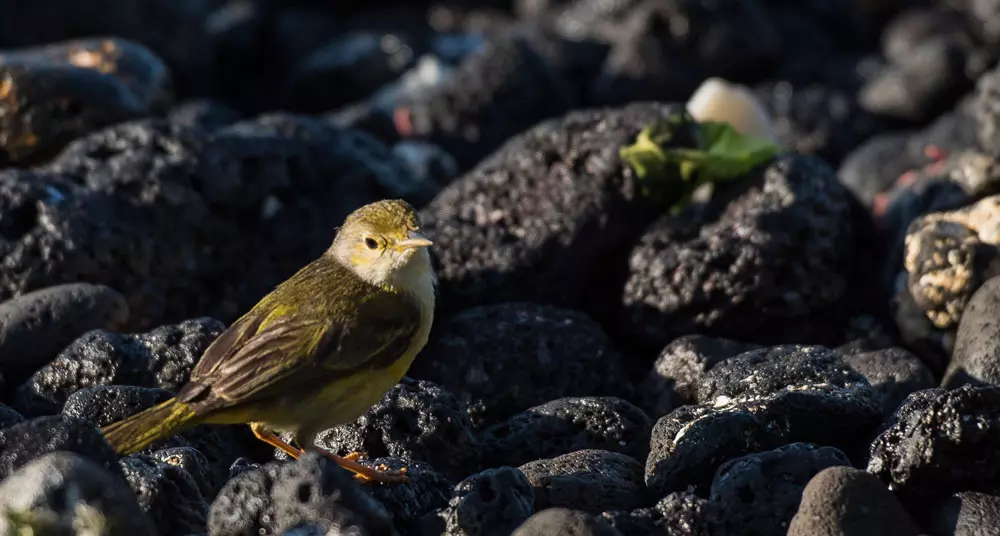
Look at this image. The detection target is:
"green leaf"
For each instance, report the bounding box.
[685,121,781,182]
[617,121,673,180]
[619,117,780,213]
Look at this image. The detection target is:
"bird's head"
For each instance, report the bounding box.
[330,199,435,288]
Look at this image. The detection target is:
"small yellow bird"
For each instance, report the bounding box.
[100,199,436,483]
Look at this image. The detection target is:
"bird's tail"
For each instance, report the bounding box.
[99,397,198,455]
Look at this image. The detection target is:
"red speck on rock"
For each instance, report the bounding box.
[394,107,414,137]
[923,145,947,161]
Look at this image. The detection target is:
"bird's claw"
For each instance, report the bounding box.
[343,451,365,462]
[353,465,408,484]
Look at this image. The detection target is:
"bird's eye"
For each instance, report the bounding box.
[364,237,379,250]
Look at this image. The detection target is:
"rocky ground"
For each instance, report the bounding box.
[1,1,1000,535]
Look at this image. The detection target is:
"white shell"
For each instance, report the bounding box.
[686,77,778,144]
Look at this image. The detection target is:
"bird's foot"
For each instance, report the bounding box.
[250,423,304,459]
[308,447,409,484]
[249,424,407,484]
[343,451,365,462]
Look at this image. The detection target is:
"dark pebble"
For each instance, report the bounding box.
[12,114,390,329]
[392,26,579,171]
[312,379,480,482]
[410,302,631,427]
[15,317,224,416]
[910,100,983,156]
[927,491,1000,536]
[859,35,974,122]
[868,386,1000,505]
[945,274,1000,388]
[837,132,916,209]
[621,154,863,353]
[61,384,255,493]
[120,453,209,535]
[972,62,1000,157]
[227,457,260,481]
[167,99,244,132]
[836,314,898,356]
[600,491,723,536]
[0,452,154,535]
[420,102,697,319]
[0,404,23,429]
[646,346,883,498]
[207,452,394,536]
[0,283,129,387]
[151,446,216,501]
[519,449,645,515]
[513,508,622,536]
[695,345,868,404]
[881,8,968,64]
[645,405,778,499]
[0,37,172,166]
[421,466,535,536]
[0,0,215,95]
[62,384,174,427]
[588,1,699,106]
[737,386,883,467]
[710,443,852,536]
[788,466,922,536]
[287,30,423,114]
[357,457,453,533]
[0,415,120,481]
[755,83,886,164]
[390,140,460,205]
[638,335,760,417]
[480,397,652,469]
[892,288,956,377]
[842,347,936,416]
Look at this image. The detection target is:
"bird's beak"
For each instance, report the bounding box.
[395,230,433,249]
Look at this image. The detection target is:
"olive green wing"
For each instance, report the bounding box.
[179,290,421,407]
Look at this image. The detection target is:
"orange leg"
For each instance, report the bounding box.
[249,423,408,484]
[250,422,304,459]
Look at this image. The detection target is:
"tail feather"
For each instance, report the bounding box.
[100,398,198,455]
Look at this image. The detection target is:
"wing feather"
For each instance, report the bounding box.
[178,280,422,410]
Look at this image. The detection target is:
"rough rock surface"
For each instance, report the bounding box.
[119,454,209,535]
[600,491,723,536]
[0,416,120,481]
[410,302,631,427]
[0,452,155,535]
[419,102,698,318]
[480,396,652,469]
[645,345,883,497]
[421,466,536,536]
[15,318,224,416]
[868,386,1000,505]
[0,283,129,387]
[841,347,936,415]
[312,379,480,481]
[709,443,852,536]
[638,335,760,417]
[621,153,862,353]
[519,449,645,515]
[926,491,1000,536]
[207,452,395,536]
